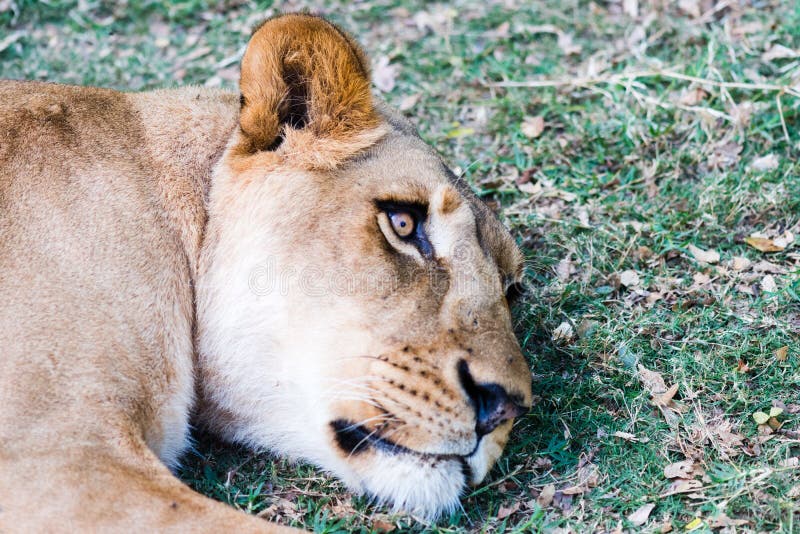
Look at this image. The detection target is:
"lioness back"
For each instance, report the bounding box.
[0,81,286,531]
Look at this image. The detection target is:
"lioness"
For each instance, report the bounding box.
[0,13,532,532]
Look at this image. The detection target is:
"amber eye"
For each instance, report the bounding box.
[389,211,415,238]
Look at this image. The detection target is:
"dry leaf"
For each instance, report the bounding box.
[398,93,421,111]
[750,153,779,172]
[372,519,396,532]
[761,274,778,293]
[619,270,641,287]
[638,364,668,394]
[678,87,707,106]
[622,0,638,17]
[660,478,703,497]
[776,346,789,361]
[653,383,679,406]
[731,256,751,271]
[556,257,575,282]
[628,503,655,526]
[521,116,545,138]
[710,513,749,528]
[613,431,649,442]
[552,321,574,342]
[677,0,701,18]
[537,484,556,507]
[745,231,794,252]
[373,56,398,93]
[557,32,581,55]
[687,244,720,264]
[762,44,800,62]
[496,501,520,519]
[664,460,695,479]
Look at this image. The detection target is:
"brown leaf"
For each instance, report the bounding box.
[373,56,398,93]
[521,116,545,138]
[660,478,703,497]
[638,364,668,394]
[398,93,421,111]
[731,256,751,271]
[745,234,792,253]
[372,520,396,532]
[653,383,679,406]
[710,512,750,528]
[537,484,556,507]
[664,460,694,479]
[762,44,800,62]
[750,153,779,172]
[776,346,789,362]
[628,503,655,526]
[496,501,520,519]
[687,244,720,264]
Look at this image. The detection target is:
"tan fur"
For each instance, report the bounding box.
[0,13,530,530]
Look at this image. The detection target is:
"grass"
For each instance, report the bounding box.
[3,0,799,531]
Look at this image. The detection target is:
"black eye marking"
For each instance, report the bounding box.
[376,200,434,259]
[504,280,525,306]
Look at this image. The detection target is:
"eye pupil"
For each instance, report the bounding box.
[390,211,415,237]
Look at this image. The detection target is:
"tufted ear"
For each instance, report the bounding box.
[234,14,383,167]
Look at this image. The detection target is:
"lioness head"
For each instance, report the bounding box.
[196,14,531,518]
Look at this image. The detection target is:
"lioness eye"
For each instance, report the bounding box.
[389,211,415,238]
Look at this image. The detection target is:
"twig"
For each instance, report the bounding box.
[776,93,792,145]
[486,69,800,98]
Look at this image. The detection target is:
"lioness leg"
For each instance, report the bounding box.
[0,442,298,533]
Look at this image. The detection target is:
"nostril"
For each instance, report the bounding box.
[457,359,528,437]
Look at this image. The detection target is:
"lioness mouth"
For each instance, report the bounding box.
[331,419,470,461]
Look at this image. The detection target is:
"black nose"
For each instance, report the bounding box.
[457,360,528,437]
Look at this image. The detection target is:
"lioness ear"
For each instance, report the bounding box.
[236,14,382,164]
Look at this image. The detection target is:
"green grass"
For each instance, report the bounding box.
[4,0,799,531]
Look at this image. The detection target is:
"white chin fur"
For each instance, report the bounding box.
[350,450,466,520]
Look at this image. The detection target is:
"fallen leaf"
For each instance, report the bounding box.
[372,519,396,532]
[537,484,556,507]
[557,32,581,55]
[521,116,545,138]
[653,383,679,406]
[552,321,574,342]
[613,431,649,443]
[373,56,398,93]
[750,153,779,172]
[762,44,800,62]
[753,411,769,425]
[556,257,575,282]
[628,503,655,526]
[678,87,707,106]
[664,460,695,479]
[677,0,700,18]
[710,512,749,528]
[683,517,704,531]
[745,232,794,252]
[687,244,720,264]
[731,256,751,271]
[619,270,641,287]
[496,501,520,519]
[661,478,703,497]
[398,93,421,111]
[761,274,778,293]
[638,364,668,394]
[776,346,789,361]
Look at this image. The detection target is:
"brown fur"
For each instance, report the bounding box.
[0,13,530,530]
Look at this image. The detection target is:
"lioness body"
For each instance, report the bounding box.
[0,14,531,531]
[0,82,284,531]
